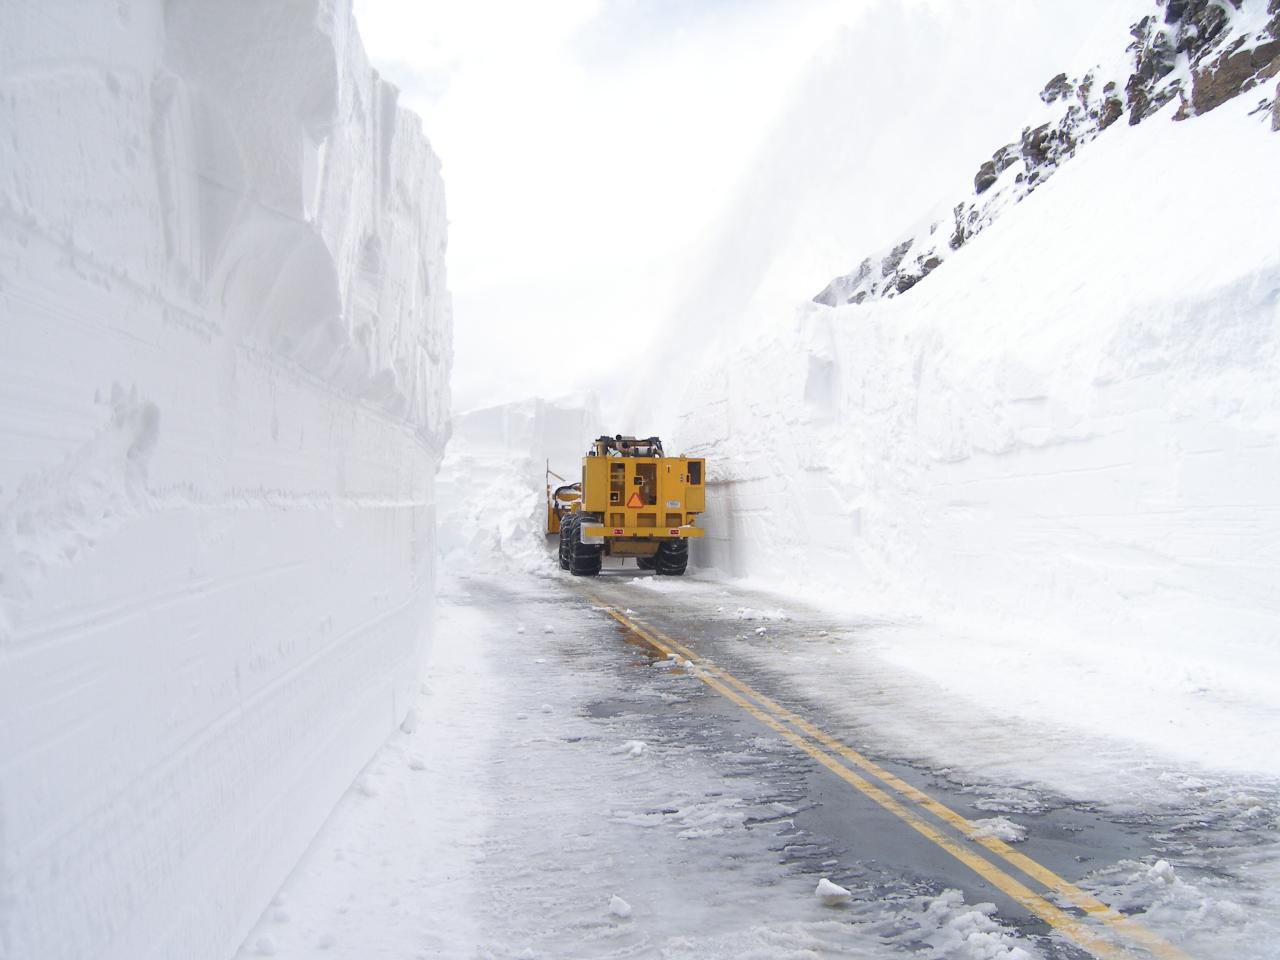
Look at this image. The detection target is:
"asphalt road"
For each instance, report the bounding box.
[529,564,1270,960]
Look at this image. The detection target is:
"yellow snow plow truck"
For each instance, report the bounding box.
[546,435,705,576]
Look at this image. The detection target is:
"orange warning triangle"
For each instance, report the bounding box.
[626,491,644,508]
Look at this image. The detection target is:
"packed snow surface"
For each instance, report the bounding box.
[0,2,449,958]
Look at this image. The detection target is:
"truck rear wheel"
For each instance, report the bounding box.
[654,538,688,576]
[558,515,576,569]
[635,556,656,571]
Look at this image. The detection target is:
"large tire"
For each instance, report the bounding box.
[558,514,576,569]
[654,538,688,576]
[635,556,656,571]
[569,518,603,576]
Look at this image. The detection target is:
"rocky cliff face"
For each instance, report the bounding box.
[815,0,1280,308]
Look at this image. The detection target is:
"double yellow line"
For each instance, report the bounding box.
[593,599,1193,960]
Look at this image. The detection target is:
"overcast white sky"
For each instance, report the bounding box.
[352,0,859,415]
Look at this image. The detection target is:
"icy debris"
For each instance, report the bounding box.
[534,657,546,663]
[968,817,1027,843]
[516,713,529,720]
[540,704,553,713]
[814,877,851,905]
[515,624,526,634]
[922,890,1033,959]
[407,754,426,771]
[254,935,277,956]
[609,895,633,918]
[736,607,790,622]
[543,624,554,634]
[399,709,418,734]
[970,787,1047,815]
[355,777,377,798]
[624,608,637,615]
[1146,859,1177,885]
[621,740,646,757]
[754,626,768,636]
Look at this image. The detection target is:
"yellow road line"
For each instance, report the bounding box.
[639,622,1190,960]
[592,599,1193,960]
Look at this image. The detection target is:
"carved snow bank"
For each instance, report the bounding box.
[0,2,450,958]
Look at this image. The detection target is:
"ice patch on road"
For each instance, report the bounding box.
[609,794,748,840]
[967,817,1027,843]
[736,607,791,622]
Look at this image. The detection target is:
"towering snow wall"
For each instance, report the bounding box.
[0,3,450,959]
[664,0,1280,736]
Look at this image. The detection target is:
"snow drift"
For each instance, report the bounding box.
[662,0,1280,776]
[0,2,449,958]
[437,396,601,573]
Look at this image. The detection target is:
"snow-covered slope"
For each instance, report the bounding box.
[665,1,1280,778]
[0,3,450,959]
[815,0,1280,308]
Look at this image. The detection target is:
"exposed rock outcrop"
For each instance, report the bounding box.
[815,0,1279,309]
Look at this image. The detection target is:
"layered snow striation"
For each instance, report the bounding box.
[669,1,1280,776]
[0,3,449,960]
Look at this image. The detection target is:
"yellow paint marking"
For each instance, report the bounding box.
[593,599,1194,960]
[638,623,1191,960]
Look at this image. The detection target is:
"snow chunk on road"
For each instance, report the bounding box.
[609,894,633,918]
[924,891,1035,960]
[620,740,646,757]
[814,877,851,905]
[967,816,1027,843]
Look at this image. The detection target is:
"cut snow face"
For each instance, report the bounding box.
[666,24,1280,791]
[436,395,601,575]
[0,2,449,959]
